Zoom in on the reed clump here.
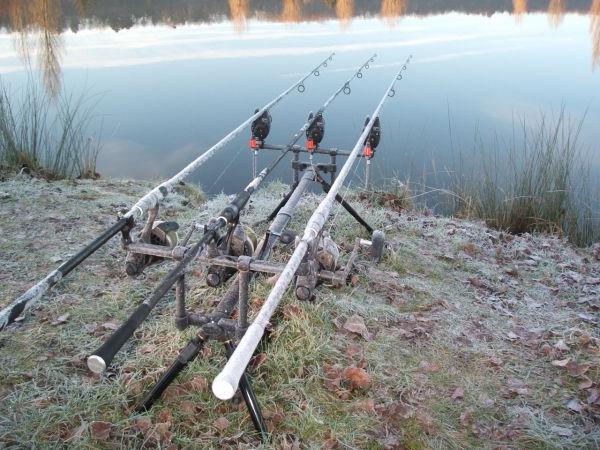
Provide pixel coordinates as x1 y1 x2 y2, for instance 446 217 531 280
450 110 599 247
0 78 101 180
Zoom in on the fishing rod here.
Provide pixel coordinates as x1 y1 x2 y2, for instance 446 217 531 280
86 55 377 374
212 58 412 401
0 53 335 332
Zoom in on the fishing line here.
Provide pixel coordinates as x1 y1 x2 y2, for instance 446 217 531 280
207 143 246 194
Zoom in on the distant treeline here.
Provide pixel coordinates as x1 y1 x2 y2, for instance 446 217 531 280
0 0 594 33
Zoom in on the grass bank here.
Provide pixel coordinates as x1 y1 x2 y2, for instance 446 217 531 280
0 176 598 448
0 78 102 180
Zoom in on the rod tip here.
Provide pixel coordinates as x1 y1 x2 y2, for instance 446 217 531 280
212 376 236 400
87 355 106 374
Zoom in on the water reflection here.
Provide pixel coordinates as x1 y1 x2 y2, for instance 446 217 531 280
592 0 600 68
229 0 248 33
281 0 302 23
4 0 63 97
381 0 406 28
335 0 354 29
548 0 566 28
513 0 528 22
0 0 599 95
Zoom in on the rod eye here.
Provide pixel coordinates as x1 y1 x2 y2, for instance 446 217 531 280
365 64 369 70
298 84 305 93
357 71 363 79
402 65 407 70
397 74 403 81
314 70 320 77
323 62 327 67
343 84 351 95
388 88 395 98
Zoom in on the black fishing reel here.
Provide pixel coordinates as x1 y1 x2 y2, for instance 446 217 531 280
305 111 325 151
362 116 381 158
125 221 179 276
206 224 257 287
250 109 272 149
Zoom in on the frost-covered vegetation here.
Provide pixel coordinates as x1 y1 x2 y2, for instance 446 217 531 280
0 175 598 449
0 79 101 180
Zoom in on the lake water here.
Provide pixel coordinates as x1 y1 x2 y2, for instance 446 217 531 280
0 1 598 195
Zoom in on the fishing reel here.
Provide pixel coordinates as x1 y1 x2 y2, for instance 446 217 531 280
306 111 325 152
362 116 381 159
250 109 272 149
206 223 257 287
295 232 339 301
125 221 179 276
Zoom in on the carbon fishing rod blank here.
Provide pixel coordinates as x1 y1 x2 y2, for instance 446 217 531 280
1 53 335 332
212 59 411 402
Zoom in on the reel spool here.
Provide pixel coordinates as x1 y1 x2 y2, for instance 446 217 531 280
125 221 179 276
206 224 257 287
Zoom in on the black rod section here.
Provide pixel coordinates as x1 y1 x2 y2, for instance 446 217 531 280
316 174 373 234
87 229 216 374
135 336 204 412
224 342 268 440
0 217 130 331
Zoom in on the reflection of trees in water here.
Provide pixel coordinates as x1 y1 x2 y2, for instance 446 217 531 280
381 0 406 28
548 0 565 28
592 0 600 69
335 0 353 28
513 0 527 22
281 0 301 23
6 0 64 98
229 0 247 32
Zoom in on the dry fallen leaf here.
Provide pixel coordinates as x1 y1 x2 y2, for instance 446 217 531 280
51 313 70 326
566 361 591 377
566 399 583 413
550 425 573 437
89 421 111 441
342 367 371 390
180 401 197 415
551 358 570 367
156 408 173 425
554 339 569 351
250 352 267 368
578 376 593 390
451 387 465 400
213 417 229 431
343 315 372 341
418 360 441 373
134 417 152 432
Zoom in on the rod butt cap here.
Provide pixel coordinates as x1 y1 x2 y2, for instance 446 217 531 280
212 376 236 400
87 355 106 374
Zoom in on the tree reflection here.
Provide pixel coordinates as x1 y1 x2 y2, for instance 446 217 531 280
335 0 353 28
281 0 301 23
548 0 565 28
228 0 248 32
381 0 406 28
592 0 600 69
6 0 63 98
513 0 528 22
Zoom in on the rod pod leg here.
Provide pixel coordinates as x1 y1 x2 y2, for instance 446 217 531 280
316 174 373 234
134 336 204 413
224 342 268 441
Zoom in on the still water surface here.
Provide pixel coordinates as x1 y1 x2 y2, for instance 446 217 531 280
0 1 598 195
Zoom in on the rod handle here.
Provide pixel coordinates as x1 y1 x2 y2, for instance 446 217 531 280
212 322 264 400
87 303 151 373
